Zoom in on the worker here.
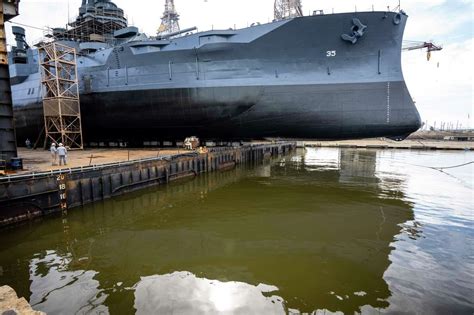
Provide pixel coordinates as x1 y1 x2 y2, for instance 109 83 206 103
25 138 31 149
57 143 68 166
184 138 192 150
50 143 58 166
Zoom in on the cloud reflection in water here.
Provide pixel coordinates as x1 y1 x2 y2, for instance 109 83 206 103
133 271 285 314
29 251 109 315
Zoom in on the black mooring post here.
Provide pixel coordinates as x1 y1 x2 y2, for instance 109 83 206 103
0 1 20 168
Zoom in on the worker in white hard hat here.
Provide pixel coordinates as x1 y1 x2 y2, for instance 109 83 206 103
57 143 68 166
50 143 58 166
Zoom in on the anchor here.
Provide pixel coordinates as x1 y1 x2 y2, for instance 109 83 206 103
341 18 367 44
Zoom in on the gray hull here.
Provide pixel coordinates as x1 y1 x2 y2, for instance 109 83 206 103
11 11 421 143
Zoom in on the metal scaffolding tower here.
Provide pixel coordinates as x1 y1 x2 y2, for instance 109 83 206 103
39 43 84 149
274 0 303 20
157 0 180 36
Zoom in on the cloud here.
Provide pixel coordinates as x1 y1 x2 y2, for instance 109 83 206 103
404 4 472 40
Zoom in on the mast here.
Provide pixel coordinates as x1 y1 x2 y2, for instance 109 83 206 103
158 0 180 36
274 0 303 21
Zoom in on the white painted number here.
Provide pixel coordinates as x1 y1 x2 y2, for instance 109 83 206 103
326 50 336 57
59 184 66 190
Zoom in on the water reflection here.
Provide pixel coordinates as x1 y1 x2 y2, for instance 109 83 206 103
134 271 285 314
302 147 340 170
29 251 108 314
0 148 472 314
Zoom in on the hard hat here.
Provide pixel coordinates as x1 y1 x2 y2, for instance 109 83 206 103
59 143 63 146
52 143 56 146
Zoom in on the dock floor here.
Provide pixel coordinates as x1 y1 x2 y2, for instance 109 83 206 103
14 148 181 174
8 138 473 175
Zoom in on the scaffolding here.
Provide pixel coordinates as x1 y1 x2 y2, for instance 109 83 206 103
66 6 127 43
39 43 83 149
44 1 128 44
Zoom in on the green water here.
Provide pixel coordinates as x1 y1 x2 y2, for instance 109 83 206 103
0 148 473 314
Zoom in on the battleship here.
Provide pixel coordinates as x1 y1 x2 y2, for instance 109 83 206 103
8 0 422 145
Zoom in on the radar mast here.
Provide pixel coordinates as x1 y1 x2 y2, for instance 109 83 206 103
158 0 180 36
274 0 303 20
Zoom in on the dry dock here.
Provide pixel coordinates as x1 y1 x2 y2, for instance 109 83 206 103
0 143 296 227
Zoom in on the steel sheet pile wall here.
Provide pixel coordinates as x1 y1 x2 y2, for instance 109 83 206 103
0 142 295 227
0 2 19 164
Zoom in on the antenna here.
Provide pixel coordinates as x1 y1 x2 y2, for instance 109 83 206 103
394 0 401 11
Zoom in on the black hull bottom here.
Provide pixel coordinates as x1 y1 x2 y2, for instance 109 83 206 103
13 82 421 145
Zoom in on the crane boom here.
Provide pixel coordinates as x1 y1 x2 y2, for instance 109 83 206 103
403 41 442 52
402 40 442 61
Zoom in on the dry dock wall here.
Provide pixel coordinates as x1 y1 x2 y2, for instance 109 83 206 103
0 2 19 164
0 143 295 227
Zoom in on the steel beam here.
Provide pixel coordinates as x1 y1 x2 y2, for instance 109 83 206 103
0 1 20 165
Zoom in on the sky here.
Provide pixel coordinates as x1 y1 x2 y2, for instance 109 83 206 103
5 0 474 129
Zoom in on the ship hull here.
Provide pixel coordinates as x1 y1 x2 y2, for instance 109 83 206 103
10 11 422 144
14 81 419 143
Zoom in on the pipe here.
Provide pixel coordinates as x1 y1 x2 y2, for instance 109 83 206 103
158 26 197 39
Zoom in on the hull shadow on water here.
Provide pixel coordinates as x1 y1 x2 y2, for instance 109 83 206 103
0 148 416 314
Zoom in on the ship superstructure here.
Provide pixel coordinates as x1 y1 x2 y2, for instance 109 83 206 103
60 0 127 43
8 0 421 145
